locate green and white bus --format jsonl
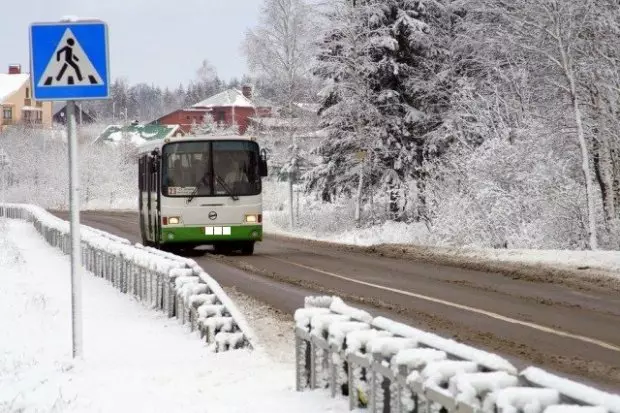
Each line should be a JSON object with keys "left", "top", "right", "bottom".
{"left": 137, "top": 134, "right": 268, "bottom": 255}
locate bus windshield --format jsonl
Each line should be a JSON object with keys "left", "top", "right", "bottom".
{"left": 162, "top": 140, "right": 261, "bottom": 198}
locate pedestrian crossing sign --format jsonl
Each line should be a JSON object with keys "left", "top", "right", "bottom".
{"left": 30, "top": 20, "right": 109, "bottom": 101}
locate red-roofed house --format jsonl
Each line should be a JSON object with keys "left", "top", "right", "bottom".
{"left": 149, "top": 85, "right": 272, "bottom": 134}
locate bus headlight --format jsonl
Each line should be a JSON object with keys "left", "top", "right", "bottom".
{"left": 244, "top": 214, "right": 258, "bottom": 223}
{"left": 165, "top": 216, "right": 181, "bottom": 225}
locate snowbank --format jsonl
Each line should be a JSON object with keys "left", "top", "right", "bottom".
{"left": 0, "top": 219, "right": 349, "bottom": 413}
{"left": 455, "top": 247, "right": 620, "bottom": 278}
{"left": 264, "top": 209, "right": 430, "bottom": 246}
{"left": 264, "top": 210, "right": 620, "bottom": 280}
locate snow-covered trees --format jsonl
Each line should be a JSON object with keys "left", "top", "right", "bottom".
{"left": 243, "top": 0, "right": 325, "bottom": 227}
{"left": 308, "top": 0, "right": 451, "bottom": 221}
{"left": 0, "top": 127, "right": 136, "bottom": 209}
{"left": 191, "top": 113, "right": 240, "bottom": 136}
{"left": 435, "top": 0, "right": 620, "bottom": 249}
{"left": 258, "top": 0, "right": 619, "bottom": 249}
{"left": 242, "top": 0, "right": 321, "bottom": 111}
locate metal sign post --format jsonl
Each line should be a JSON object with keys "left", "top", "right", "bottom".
{"left": 66, "top": 100, "right": 82, "bottom": 357}
{"left": 30, "top": 18, "right": 110, "bottom": 358}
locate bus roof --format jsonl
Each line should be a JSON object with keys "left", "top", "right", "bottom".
{"left": 136, "top": 133, "right": 258, "bottom": 155}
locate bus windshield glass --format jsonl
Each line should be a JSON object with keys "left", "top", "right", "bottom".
{"left": 162, "top": 140, "right": 261, "bottom": 198}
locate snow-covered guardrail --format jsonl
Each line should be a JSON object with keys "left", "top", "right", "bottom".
{"left": 0, "top": 203, "right": 258, "bottom": 352}
{"left": 294, "top": 296, "right": 620, "bottom": 413}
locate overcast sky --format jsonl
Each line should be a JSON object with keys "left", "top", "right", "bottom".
{"left": 1, "top": 0, "right": 263, "bottom": 89}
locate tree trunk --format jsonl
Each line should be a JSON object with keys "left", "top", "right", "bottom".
{"left": 612, "top": 143, "right": 620, "bottom": 218}
{"left": 561, "top": 44, "right": 598, "bottom": 249}
{"left": 592, "top": 135, "right": 615, "bottom": 224}
{"left": 355, "top": 163, "right": 364, "bottom": 227}
{"left": 571, "top": 91, "right": 598, "bottom": 249}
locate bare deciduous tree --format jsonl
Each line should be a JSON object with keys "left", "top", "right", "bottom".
{"left": 479, "top": 0, "right": 610, "bottom": 249}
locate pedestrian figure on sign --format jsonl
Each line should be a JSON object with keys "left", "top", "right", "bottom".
{"left": 56, "top": 38, "right": 83, "bottom": 83}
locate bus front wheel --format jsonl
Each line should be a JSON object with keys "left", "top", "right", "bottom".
{"left": 240, "top": 242, "right": 255, "bottom": 256}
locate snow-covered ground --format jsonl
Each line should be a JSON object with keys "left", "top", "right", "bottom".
{"left": 449, "top": 247, "right": 620, "bottom": 277}
{"left": 0, "top": 218, "right": 347, "bottom": 413}
{"left": 263, "top": 211, "right": 620, "bottom": 280}
{"left": 264, "top": 209, "right": 429, "bottom": 246}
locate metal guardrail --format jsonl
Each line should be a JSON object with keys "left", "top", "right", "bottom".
{"left": 295, "top": 296, "right": 620, "bottom": 413}
{"left": 0, "top": 203, "right": 258, "bottom": 352}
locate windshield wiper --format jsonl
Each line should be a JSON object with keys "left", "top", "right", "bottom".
{"left": 215, "top": 174, "right": 239, "bottom": 201}
{"left": 185, "top": 172, "right": 239, "bottom": 203}
{"left": 186, "top": 171, "right": 210, "bottom": 204}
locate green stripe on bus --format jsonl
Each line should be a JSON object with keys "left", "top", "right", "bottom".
{"left": 160, "top": 225, "right": 263, "bottom": 243}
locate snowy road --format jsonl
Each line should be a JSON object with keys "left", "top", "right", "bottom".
{"left": 0, "top": 218, "right": 348, "bottom": 412}
{"left": 50, "top": 210, "right": 620, "bottom": 391}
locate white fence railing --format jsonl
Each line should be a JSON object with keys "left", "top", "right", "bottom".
{"left": 295, "top": 296, "right": 620, "bottom": 413}
{"left": 0, "top": 203, "right": 258, "bottom": 352}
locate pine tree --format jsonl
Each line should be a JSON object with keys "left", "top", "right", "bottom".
{"left": 308, "top": 0, "right": 451, "bottom": 220}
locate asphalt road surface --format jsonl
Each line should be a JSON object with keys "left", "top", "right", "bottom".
{"left": 50, "top": 210, "right": 620, "bottom": 392}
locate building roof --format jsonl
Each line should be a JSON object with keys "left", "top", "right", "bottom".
{"left": 0, "top": 74, "right": 29, "bottom": 102}
{"left": 94, "top": 124, "right": 182, "bottom": 146}
{"left": 52, "top": 102, "right": 94, "bottom": 116}
{"left": 192, "top": 89, "right": 254, "bottom": 108}
{"left": 192, "top": 89, "right": 255, "bottom": 109}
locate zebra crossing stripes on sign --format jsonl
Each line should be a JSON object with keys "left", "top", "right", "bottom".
{"left": 30, "top": 20, "right": 109, "bottom": 101}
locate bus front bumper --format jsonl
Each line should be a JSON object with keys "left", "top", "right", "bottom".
{"left": 160, "top": 224, "right": 263, "bottom": 244}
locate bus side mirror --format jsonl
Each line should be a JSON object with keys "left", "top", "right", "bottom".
{"left": 259, "top": 159, "right": 268, "bottom": 177}
{"left": 150, "top": 149, "right": 160, "bottom": 172}
{"left": 259, "top": 149, "right": 268, "bottom": 177}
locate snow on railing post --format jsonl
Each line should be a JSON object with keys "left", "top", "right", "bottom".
{"left": 113, "top": 252, "right": 118, "bottom": 289}
{"left": 139, "top": 267, "right": 145, "bottom": 302}
{"left": 148, "top": 269, "right": 154, "bottom": 308}
{"left": 168, "top": 278, "right": 176, "bottom": 318}
{"left": 162, "top": 276, "right": 170, "bottom": 316}
{"left": 293, "top": 303, "right": 332, "bottom": 392}
{"left": 155, "top": 272, "right": 162, "bottom": 310}
{"left": 295, "top": 331, "right": 307, "bottom": 391}
{"left": 370, "top": 351, "right": 393, "bottom": 413}
{"left": 133, "top": 261, "right": 139, "bottom": 298}
{"left": 103, "top": 251, "right": 108, "bottom": 281}
{"left": 97, "top": 251, "right": 102, "bottom": 278}
{"left": 117, "top": 253, "right": 123, "bottom": 292}
{"left": 120, "top": 255, "right": 126, "bottom": 294}
{"left": 137, "top": 267, "right": 143, "bottom": 301}
{"left": 328, "top": 321, "right": 372, "bottom": 399}
{"left": 129, "top": 263, "right": 135, "bottom": 297}
{"left": 145, "top": 268, "right": 151, "bottom": 307}
{"left": 131, "top": 264, "right": 137, "bottom": 298}
{"left": 368, "top": 338, "right": 419, "bottom": 413}
{"left": 123, "top": 255, "right": 130, "bottom": 294}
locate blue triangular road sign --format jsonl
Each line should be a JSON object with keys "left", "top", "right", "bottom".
{"left": 30, "top": 21, "right": 109, "bottom": 101}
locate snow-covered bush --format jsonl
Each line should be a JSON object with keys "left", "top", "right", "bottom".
{"left": 426, "top": 132, "right": 590, "bottom": 249}
{"left": 0, "top": 125, "right": 137, "bottom": 210}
